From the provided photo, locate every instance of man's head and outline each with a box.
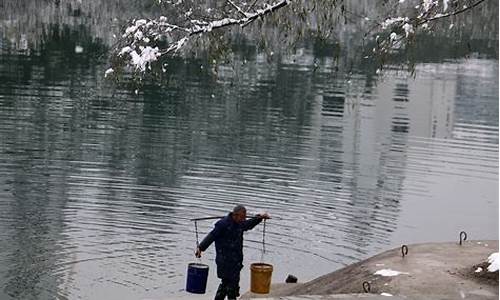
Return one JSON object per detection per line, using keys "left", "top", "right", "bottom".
{"left": 231, "top": 204, "right": 247, "bottom": 223}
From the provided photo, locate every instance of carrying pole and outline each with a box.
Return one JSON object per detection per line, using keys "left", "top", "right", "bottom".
{"left": 191, "top": 216, "right": 225, "bottom": 221}
{"left": 190, "top": 214, "right": 263, "bottom": 222}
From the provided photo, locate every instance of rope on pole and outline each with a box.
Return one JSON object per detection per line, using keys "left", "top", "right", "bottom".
{"left": 260, "top": 219, "right": 267, "bottom": 262}
{"left": 195, "top": 220, "right": 200, "bottom": 248}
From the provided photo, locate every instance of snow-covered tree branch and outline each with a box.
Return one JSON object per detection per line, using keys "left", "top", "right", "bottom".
{"left": 106, "top": 0, "right": 491, "bottom": 77}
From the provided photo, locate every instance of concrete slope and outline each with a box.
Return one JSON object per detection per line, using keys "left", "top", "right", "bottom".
{"left": 242, "top": 240, "right": 498, "bottom": 300}
{"left": 247, "top": 294, "right": 405, "bottom": 299}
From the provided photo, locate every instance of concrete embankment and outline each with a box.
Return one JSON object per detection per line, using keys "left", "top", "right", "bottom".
{"left": 242, "top": 240, "right": 499, "bottom": 300}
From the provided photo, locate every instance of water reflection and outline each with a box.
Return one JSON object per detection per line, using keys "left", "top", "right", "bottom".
{"left": 0, "top": 105, "right": 70, "bottom": 299}
{"left": 0, "top": 4, "right": 498, "bottom": 300}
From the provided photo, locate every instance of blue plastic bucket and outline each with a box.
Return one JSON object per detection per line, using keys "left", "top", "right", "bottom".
{"left": 186, "top": 263, "right": 209, "bottom": 294}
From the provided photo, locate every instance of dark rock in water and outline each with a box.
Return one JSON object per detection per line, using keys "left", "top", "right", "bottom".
{"left": 285, "top": 274, "right": 298, "bottom": 283}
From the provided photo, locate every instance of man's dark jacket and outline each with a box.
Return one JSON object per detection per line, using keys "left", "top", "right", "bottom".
{"left": 198, "top": 213, "right": 262, "bottom": 280}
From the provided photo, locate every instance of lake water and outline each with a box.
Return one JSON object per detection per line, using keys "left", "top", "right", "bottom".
{"left": 0, "top": 2, "right": 498, "bottom": 300}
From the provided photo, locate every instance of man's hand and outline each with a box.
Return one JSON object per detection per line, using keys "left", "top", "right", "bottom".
{"left": 195, "top": 247, "right": 202, "bottom": 258}
{"left": 257, "top": 213, "right": 270, "bottom": 220}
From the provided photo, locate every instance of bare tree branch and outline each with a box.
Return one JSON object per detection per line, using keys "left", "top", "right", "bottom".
{"left": 249, "top": 0, "right": 261, "bottom": 12}
{"left": 160, "top": 0, "right": 290, "bottom": 55}
{"left": 417, "top": 0, "right": 487, "bottom": 25}
{"left": 109, "top": 0, "right": 491, "bottom": 76}
{"left": 227, "top": 0, "right": 250, "bottom": 18}
{"left": 241, "top": 0, "right": 290, "bottom": 28}
{"left": 188, "top": 0, "right": 289, "bottom": 34}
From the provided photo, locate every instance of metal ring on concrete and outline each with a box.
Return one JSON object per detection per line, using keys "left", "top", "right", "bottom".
{"left": 363, "top": 281, "right": 371, "bottom": 293}
{"left": 459, "top": 231, "right": 467, "bottom": 245}
{"left": 401, "top": 245, "right": 408, "bottom": 257}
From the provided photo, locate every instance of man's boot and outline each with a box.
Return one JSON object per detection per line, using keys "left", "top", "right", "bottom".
{"left": 214, "top": 282, "right": 227, "bottom": 300}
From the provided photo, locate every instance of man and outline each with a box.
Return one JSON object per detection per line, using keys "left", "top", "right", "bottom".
{"left": 195, "top": 205, "right": 270, "bottom": 300}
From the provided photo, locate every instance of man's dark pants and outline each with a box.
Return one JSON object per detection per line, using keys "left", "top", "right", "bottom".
{"left": 214, "top": 275, "right": 240, "bottom": 300}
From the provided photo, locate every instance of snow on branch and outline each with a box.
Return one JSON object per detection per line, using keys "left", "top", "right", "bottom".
{"left": 417, "top": 0, "right": 487, "bottom": 25}
{"left": 372, "top": 0, "right": 487, "bottom": 58}
{"left": 108, "top": 0, "right": 488, "bottom": 77}
{"left": 227, "top": 0, "right": 251, "bottom": 18}
{"left": 187, "top": 0, "right": 290, "bottom": 34}
{"left": 113, "top": 0, "right": 291, "bottom": 73}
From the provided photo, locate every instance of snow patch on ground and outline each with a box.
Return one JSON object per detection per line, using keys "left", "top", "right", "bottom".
{"left": 374, "top": 269, "right": 409, "bottom": 277}
{"left": 487, "top": 252, "right": 499, "bottom": 272}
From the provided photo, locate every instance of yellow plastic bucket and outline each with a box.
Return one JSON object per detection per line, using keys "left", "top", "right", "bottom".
{"left": 250, "top": 263, "right": 273, "bottom": 294}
